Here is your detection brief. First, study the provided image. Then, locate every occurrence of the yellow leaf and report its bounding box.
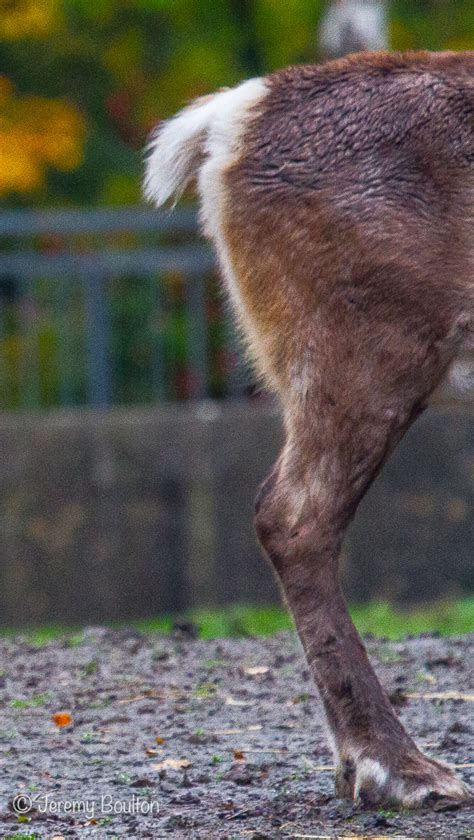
[145,747,162,757]
[225,696,254,706]
[151,758,191,771]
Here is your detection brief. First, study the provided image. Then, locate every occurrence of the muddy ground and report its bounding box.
[0,627,472,840]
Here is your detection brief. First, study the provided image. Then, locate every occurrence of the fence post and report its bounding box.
[186,272,208,400]
[56,276,76,407]
[148,274,167,403]
[19,276,41,410]
[83,270,111,408]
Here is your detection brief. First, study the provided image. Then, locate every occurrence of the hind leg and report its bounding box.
[254,314,471,808]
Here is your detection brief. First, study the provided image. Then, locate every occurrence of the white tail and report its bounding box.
[143,79,267,208]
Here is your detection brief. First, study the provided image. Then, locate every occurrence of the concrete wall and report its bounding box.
[0,400,472,627]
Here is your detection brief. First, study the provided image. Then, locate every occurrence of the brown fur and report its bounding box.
[224,51,473,391]
[219,51,473,806]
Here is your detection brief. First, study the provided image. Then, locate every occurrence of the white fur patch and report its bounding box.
[144,94,222,206]
[197,77,267,239]
[354,757,389,799]
[197,79,272,378]
[144,76,275,385]
[144,78,267,211]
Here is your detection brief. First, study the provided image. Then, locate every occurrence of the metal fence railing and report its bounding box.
[0,207,250,409]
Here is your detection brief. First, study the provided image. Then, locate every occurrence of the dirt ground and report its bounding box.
[0,627,472,840]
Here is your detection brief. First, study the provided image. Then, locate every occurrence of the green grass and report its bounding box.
[135,603,294,639]
[135,597,474,640]
[1,598,473,644]
[5,834,40,840]
[0,625,85,647]
[9,692,50,709]
[350,598,474,640]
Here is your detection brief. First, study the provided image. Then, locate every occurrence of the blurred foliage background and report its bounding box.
[0,1,473,409]
[1,0,473,208]
[0,2,472,624]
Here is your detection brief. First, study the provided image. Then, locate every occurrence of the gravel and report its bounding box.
[0,627,472,839]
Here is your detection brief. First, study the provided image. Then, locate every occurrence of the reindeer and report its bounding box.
[145,51,473,808]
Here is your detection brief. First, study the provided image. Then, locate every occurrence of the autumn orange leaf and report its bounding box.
[52,711,72,727]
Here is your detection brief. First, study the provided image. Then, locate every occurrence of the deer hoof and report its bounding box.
[336,753,472,809]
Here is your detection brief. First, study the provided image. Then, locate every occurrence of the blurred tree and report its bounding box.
[0,0,472,207]
[320,0,388,57]
[0,0,472,409]
[229,0,264,75]
[0,0,61,39]
[0,76,85,196]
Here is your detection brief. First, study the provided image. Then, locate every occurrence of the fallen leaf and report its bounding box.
[213,728,243,735]
[225,806,251,820]
[212,725,262,735]
[117,689,184,704]
[297,760,335,771]
[225,696,254,706]
[238,747,289,755]
[407,691,474,701]
[52,712,72,727]
[243,666,269,676]
[145,747,163,757]
[221,800,234,811]
[291,835,425,840]
[151,758,191,771]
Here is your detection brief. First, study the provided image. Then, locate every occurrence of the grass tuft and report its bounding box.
[1,598,472,643]
[135,597,474,640]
